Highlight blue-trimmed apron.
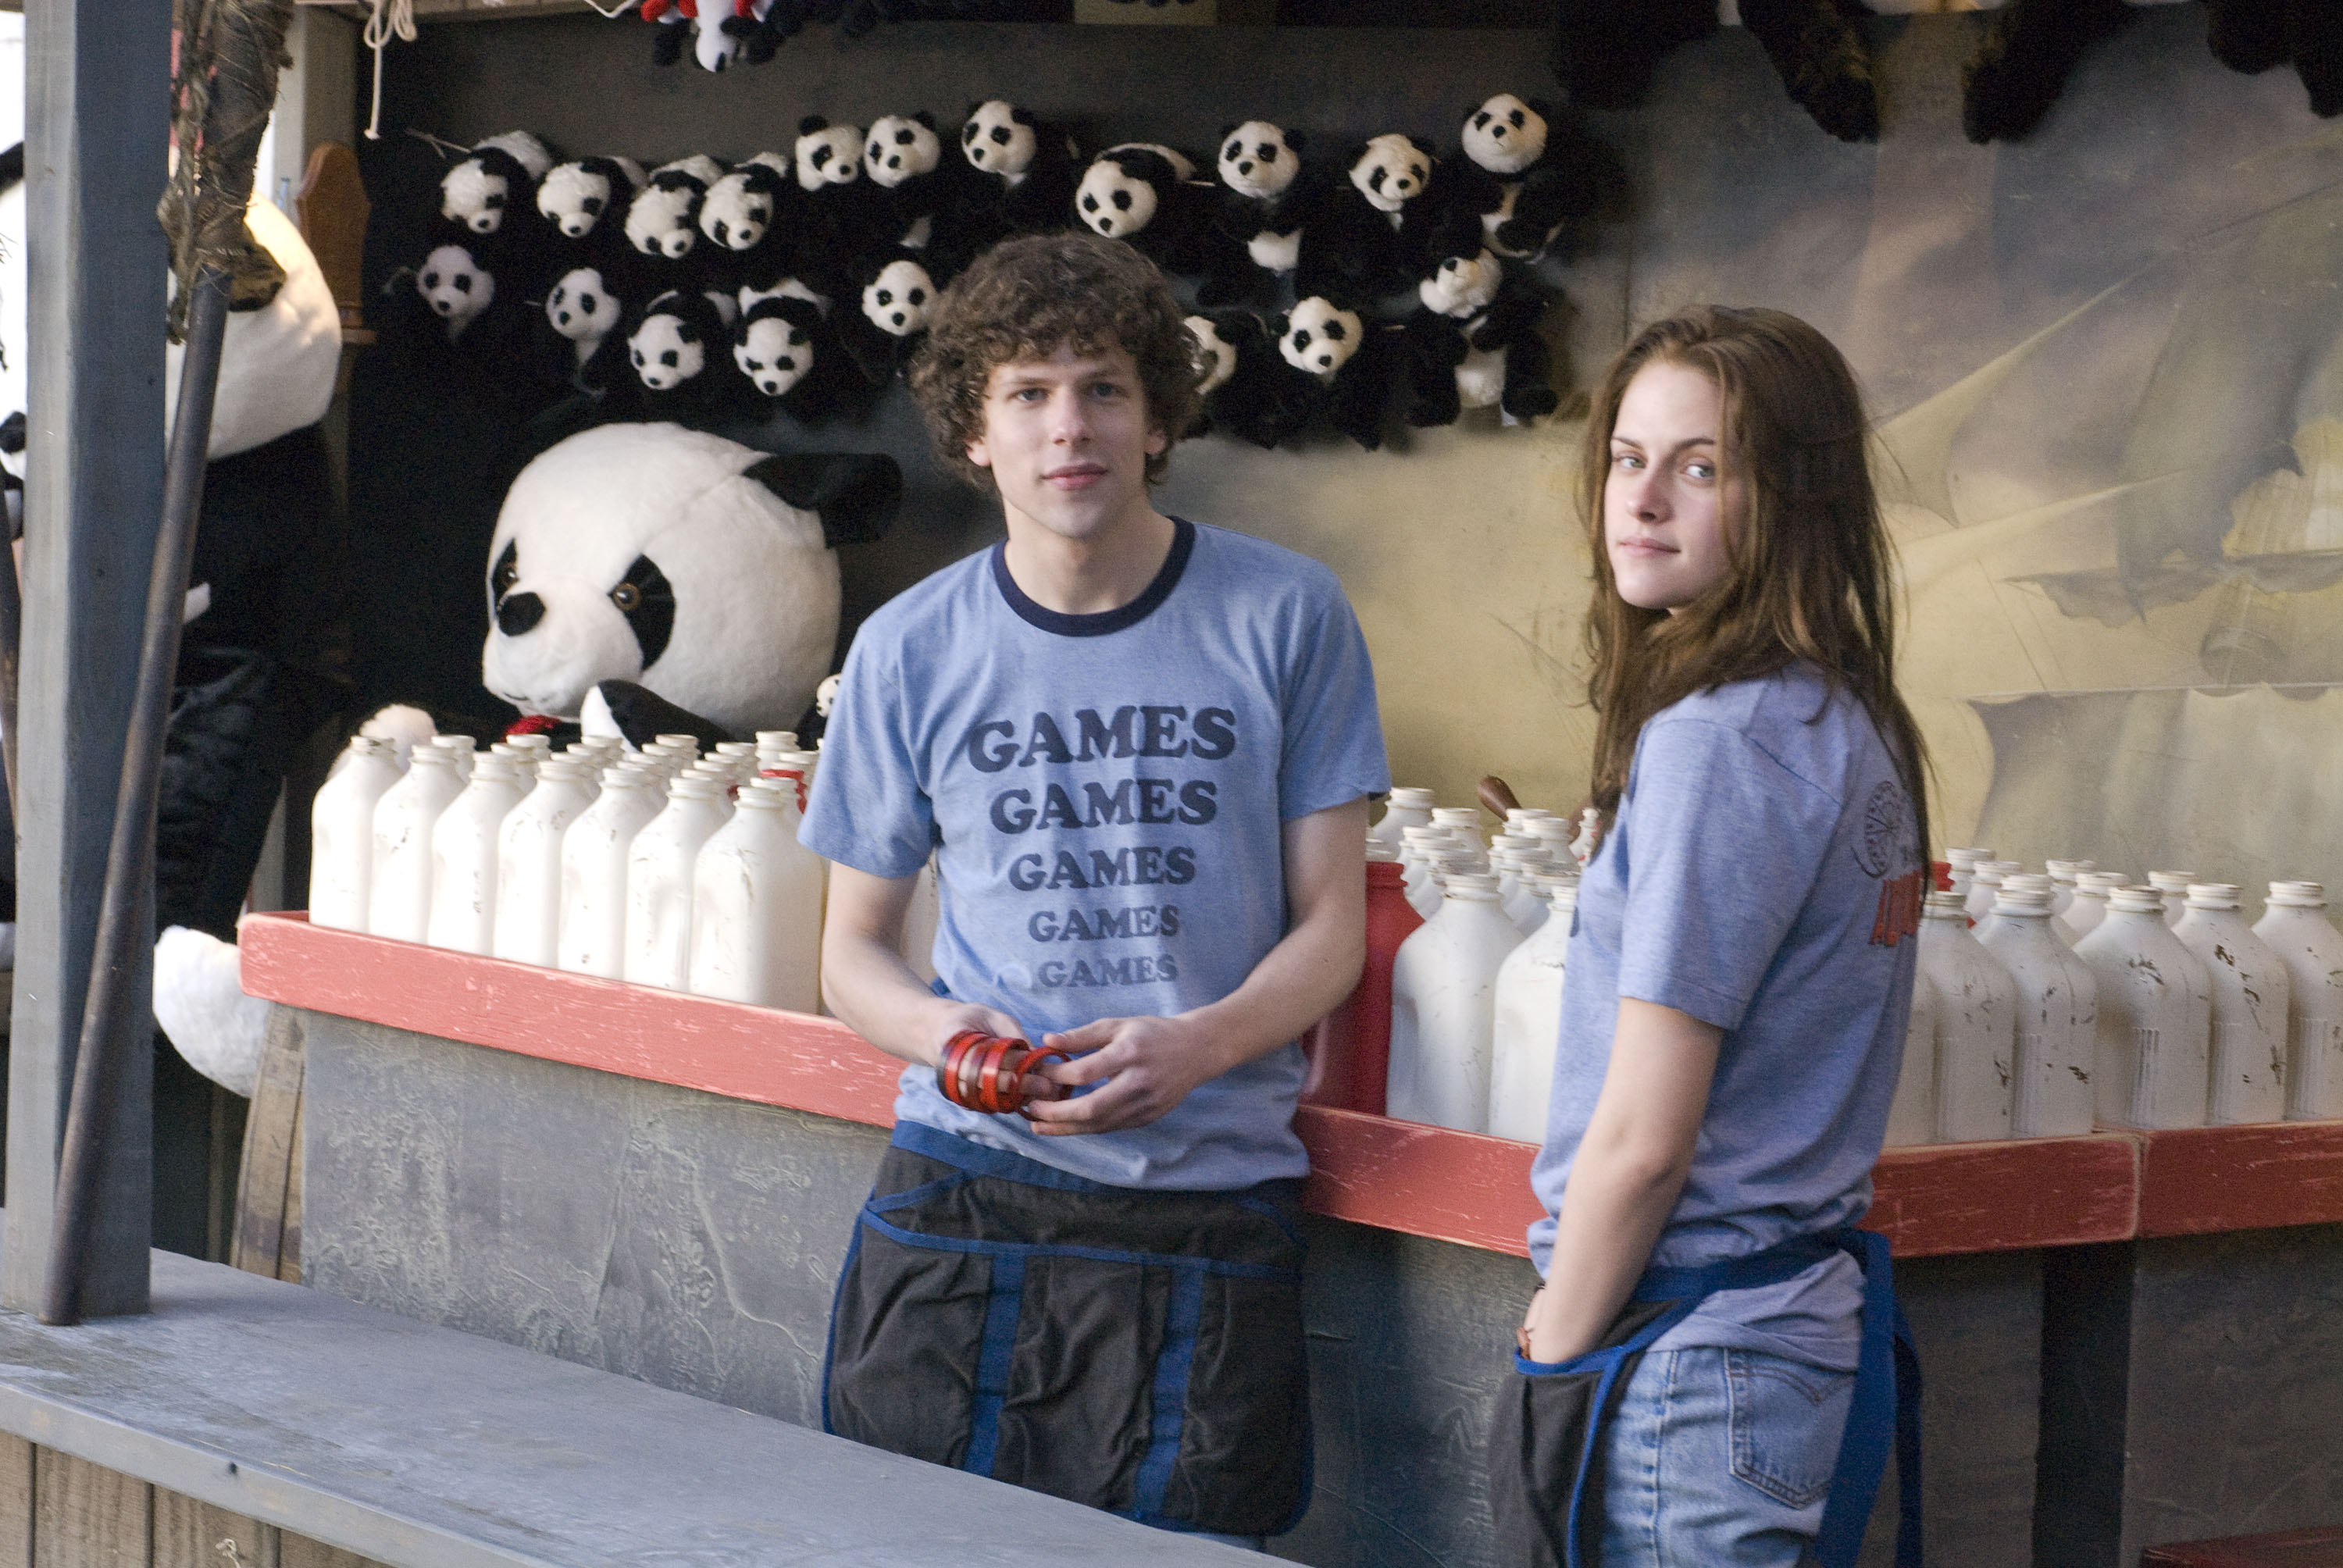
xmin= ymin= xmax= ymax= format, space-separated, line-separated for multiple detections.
xmin=1489 ymin=1228 xmax=1922 ymax=1568
xmin=822 ymin=1121 xmax=1312 ymax=1537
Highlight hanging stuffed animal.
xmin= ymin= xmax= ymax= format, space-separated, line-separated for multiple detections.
xmin=950 ymin=100 xmax=1082 ymax=261
xmin=2202 ymin=0 xmax=2343 ymax=116
xmin=794 ymin=117 xmax=891 ymax=291
xmin=1198 ymin=121 xmax=1319 ymax=308
xmin=537 ymin=155 xmax=646 ymax=271
xmin=587 ymin=288 xmax=744 ymax=423
xmin=1075 ymin=143 xmax=1216 ymax=276
xmin=540 ymin=259 xmax=641 ymax=392
xmin=840 ymin=250 xmax=941 ymax=387
xmin=1960 ymin=0 xmax=2130 ymax=142
xmin=863 ymin=112 xmax=962 ymax=255
xmin=439 ymin=131 xmax=555 ymax=239
xmin=697 ymin=153 xmax=801 ymax=294
xmin=733 ymin=294 xmax=854 ymax=421
xmin=1298 ymin=133 xmax=1439 ymax=303
xmin=624 ymin=155 xmax=726 ymax=288
xmin=482 ymin=422 xmax=901 ymax=741
xmin=1400 ymin=244 xmax=1560 ymax=429
xmin=1552 ymin=0 xmax=1875 ymax=142
xmin=1182 ymin=308 xmax=1282 ymax=444
xmin=639 ymin=0 xmax=747 ymax=70
xmin=1265 ymin=295 xmax=1389 ymax=452
xmin=1441 ymin=94 xmax=1623 ymax=264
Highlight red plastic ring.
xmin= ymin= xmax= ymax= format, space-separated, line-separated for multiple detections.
xmin=938 ymin=1030 xmax=990 ymax=1109
xmin=1015 ymin=1047 xmax=1074 ymax=1120
xmin=977 ymin=1037 xmax=1025 ymax=1114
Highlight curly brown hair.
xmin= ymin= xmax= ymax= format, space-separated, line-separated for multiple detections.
xmin=908 ymin=232 xmax=1200 ymax=490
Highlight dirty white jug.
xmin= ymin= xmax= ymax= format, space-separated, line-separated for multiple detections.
xmin=2074 ymin=885 xmax=2213 ymax=1129
xmin=2253 ymin=882 xmax=2343 ymax=1121
xmin=1977 ymin=885 xmax=2098 ymax=1137
xmin=1386 ymin=871 xmax=1522 ymax=1133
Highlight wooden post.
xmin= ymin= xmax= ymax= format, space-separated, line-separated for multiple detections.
xmin=2 ymin=0 xmax=173 ymax=1317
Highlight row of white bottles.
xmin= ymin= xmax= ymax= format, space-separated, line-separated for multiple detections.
xmin=309 ymin=729 xmax=826 ymax=1013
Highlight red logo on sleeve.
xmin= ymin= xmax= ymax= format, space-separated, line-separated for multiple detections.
xmin=1870 ymin=869 xmax=1924 ymax=947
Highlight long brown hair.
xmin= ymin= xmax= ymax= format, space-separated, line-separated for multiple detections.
xmin=1580 ymin=305 xmax=1930 ymax=859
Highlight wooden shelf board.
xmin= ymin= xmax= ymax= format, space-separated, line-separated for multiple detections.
xmin=238 ymin=913 xmax=2341 ymax=1263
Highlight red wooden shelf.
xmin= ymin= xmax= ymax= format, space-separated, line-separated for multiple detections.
xmin=235 ymin=913 xmax=2341 ymax=1263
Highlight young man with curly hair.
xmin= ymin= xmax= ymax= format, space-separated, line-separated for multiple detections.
xmin=802 ymin=231 xmax=1387 ymax=1544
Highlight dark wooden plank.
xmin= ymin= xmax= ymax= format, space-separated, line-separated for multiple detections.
xmin=2138 ymin=1121 xmax=2343 ymax=1237
xmin=292 ymin=144 xmax=368 ymax=330
xmin=2 ymin=0 xmax=173 ymax=1320
xmin=231 ymin=1009 xmax=305 ymax=1283
xmin=31 ymin=1449 xmax=148 ymax=1568
xmin=152 ymin=1489 xmax=269 ymax=1568
xmin=0 ymin=1435 xmax=32 ymax=1568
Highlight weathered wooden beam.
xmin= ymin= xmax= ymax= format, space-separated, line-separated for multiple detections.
xmin=2 ymin=0 xmax=174 ymax=1317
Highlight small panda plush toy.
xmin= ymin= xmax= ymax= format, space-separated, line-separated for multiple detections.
xmin=1266 ymin=295 xmax=1389 ymax=451
xmin=733 ymin=294 xmax=852 ymax=420
xmin=594 ymin=288 xmax=742 ymax=422
xmin=415 ymin=239 xmax=502 ymax=343
xmin=625 ymin=155 xmax=726 ymax=283
xmin=1182 ymin=309 xmax=1282 ymax=445
xmin=537 ymin=155 xmax=647 ymax=265
xmin=841 ymin=251 xmax=940 ymax=387
xmin=863 ymin=112 xmax=961 ymax=255
xmin=794 ymin=117 xmax=891 ymax=289
xmin=440 ymin=131 xmax=555 ymax=239
xmin=1299 ymin=132 xmax=1440 ymax=302
xmin=1200 ymin=121 xmax=1320 ymax=307
xmin=952 ymin=100 xmax=1082 ymax=255
xmin=540 ymin=261 xmax=638 ymax=390
xmin=1442 ymin=93 xmax=1624 ymax=263
xmin=482 ymin=421 xmax=900 ymax=740
xmin=1075 ymin=144 xmax=1214 ymax=276
xmin=697 ymin=153 xmax=800 ymax=294
xmin=1400 ymin=243 xmax=1560 ymax=429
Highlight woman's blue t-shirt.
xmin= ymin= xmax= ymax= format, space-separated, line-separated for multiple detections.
xmin=1528 ymin=665 xmax=1924 ymax=1370
xmin=801 ymin=519 xmax=1389 ymax=1191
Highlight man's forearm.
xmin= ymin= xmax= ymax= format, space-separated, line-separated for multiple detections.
xmin=1176 ymin=903 xmax=1364 ymax=1075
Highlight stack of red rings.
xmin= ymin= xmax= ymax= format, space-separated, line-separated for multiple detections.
xmin=936 ymin=1030 xmax=1073 ymax=1119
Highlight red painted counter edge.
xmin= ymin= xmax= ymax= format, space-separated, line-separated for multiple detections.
xmin=2137 ymin=1122 xmax=2343 ymax=1238
xmin=241 ymin=913 xmax=2149 ymax=1260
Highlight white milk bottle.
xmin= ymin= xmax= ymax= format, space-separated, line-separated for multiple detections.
xmin=689 ymin=781 xmax=825 ymax=1010
xmin=308 ymin=736 xmax=402 ymax=932
xmin=1569 ymin=807 xmax=1602 ymax=868
xmin=2254 ymin=882 xmax=2343 ymax=1121
xmin=1488 ymin=878 xmax=1576 ymax=1144
xmin=1917 ymin=889 xmax=2017 ymax=1142
xmin=1490 ymin=849 xmax=1548 ymax=935
xmin=1943 ymin=847 xmax=1993 ymax=905
xmin=2173 ymin=882 xmax=2291 ymax=1125
xmin=2074 ymin=885 xmax=2213 ymax=1129
xmin=1963 ymin=861 xmax=2021 ymax=925
xmin=2147 ymin=871 xmax=2196 ymax=928
xmin=368 ymin=744 xmax=466 ymax=943
xmin=1974 ymin=872 xmax=2052 ymax=943
xmin=427 ymin=755 xmax=530 ymax=953
xmin=1386 ymin=871 xmax=1522 ymax=1133
xmin=1884 ymin=961 xmax=1939 ymax=1147
xmin=2058 ymin=871 xmax=2126 ymax=946
xmin=558 ymin=767 xmax=666 ymax=978
xmin=493 ymin=757 xmax=600 ymax=967
xmin=1977 ymin=884 xmax=2099 ymax=1137
xmin=2043 ymin=859 xmax=2096 ymax=919
xmin=1371 ymin=787 xmax=1436 ymax=851
xmin=430 ymin=732 xmax=477 ymax=781
xmin=1399 ymin=825 xmax=1445 ymax=905
xmin=624 ymin=773 xmax=733 ymax=991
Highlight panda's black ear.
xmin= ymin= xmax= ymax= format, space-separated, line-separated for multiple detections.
xmin=1410 ymin=137 xmax=1437 ymax=159
xmin=1268 ymin=312 xmax=1290 ymax=337
xmin=596 ymin=680 xmax=737 ymax=750
xmin=800 ymin=115 xmax=829 ymax=134
xmin=1284 ymin=128 xmax=1306 ymax=154
xmin=1219 ymin=123 xmax=1239 ymax=139
xmin=914 ymin=110 xmax=936 ymax=130
xmin=743 ymin=453 xmax=902 ymax=547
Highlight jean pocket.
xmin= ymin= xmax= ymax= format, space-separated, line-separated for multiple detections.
xmin=1724 ymin=1349 xmax=1854 ymax=1509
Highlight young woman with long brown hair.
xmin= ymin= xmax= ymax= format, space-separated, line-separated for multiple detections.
xmin=1490 ymin=307 xmax=1926 ymax=1568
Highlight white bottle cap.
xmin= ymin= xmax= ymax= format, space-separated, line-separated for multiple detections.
xmin=1366 ymin=839 xmax=1401 ymax=864
xmin=1386 ymin=786 xmax=1435 ymax=810
xmin=1993 ymin=887 xmax=2056 ymax=915
xmin=2184 ymin=882 xmax=2242 ymax=909
xmin=654 ymin=732 xmax=700 ymax=750
xmin=504 ymin=733 xmax=553 ymax=754
xmin=1431 ymin=807 xmax=1482 ymax=829
xmin=1974 ymin=861 xmax=2022 ymax=884
xmin=2003 ymin=872 xmax=2055 ymax=893
xmin=1400 ymin=826 xmax=1446 ymax=846
xmin=2147 ymin=871 xmax=2197 ymax=894
xmin=2109 ymin=886 xmax=2168 ymax=914
xmin=1525 ymin=818 xmax=1573 ymax=842
xmin=601 ymin=764 xmax=652 ymax=789
xmin=736 ymin=784 xmax=786 ymax=810
xmin=430 ymin=734 xmax=477 ymax=754
xmin=1442 ymin=871 xmax=1501 ymax=899
xmin=669 ymin=774 xmax=725 ymax=799
xmin=714 ymin=741 xmax=758 ymax=757
xmin=2044 ymin=858 xmax=2095 ymax=883
xmin=2077 ymin=871 xmax=2128 ymax=890
xmin=1923 ymin=889 xmax=1967 ymax=915
xmin=409 ymin=744 xmax=456 ymax=769
xmin=754 ymin=730 xmax=799 ymax=750
xmin=2268 ymin=881 xmax=2329 ymax=908
xmin=1507 ymin=807 xmax=1556 ymax=822
xmin=1944 ymin=847 xmax=1993 ymax=870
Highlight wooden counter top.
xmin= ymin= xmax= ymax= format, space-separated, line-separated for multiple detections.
xmin=241 ymin=911 xmax=2341 ymax=1261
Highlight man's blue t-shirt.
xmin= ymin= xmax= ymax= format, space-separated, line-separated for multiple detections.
xmin=801 ymin=519 xmax=1390 ymax=1190
xmin=1528 ymin=665 xmax=1923 ymax=1370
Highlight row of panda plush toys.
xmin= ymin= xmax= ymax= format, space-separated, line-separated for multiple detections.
xmin=401 ymin=93 xmax=1624 ymax=451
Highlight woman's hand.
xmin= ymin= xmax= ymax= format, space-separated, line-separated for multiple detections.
xmin=1516 ymin=1287 xmax=1545 ymax=1359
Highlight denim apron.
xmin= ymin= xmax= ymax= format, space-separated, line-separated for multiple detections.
xmin=1489 ymin=1228 xmax=1922 ymax=1568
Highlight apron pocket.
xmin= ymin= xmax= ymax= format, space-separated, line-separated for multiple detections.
xmin=994 ymin=1251 xmax=1168 ymax=1510
xmin=1163 ymin=1267 xmax=1311 ymax=1536
xmin=825 ymin=1223 xmax=991 ymax=1468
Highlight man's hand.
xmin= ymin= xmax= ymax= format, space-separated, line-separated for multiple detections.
xmin=1021 ymin=1014 xmax=1235 ymax=1135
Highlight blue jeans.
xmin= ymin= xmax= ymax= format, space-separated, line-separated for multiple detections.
xmin=1596 ymin=1346 xmax=1856 ymax=1567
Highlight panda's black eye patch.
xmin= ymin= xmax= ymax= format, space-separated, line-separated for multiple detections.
xmin=423 ymin=272 xmax=440 ymax=288
xmin=551 ymin=286 xmax=567 ymax=305
xmin=876 ymin=289 xmax=893 ymax=305
xmin=908 ymin=287 xmax=925 ymax=305
xmin=745 ymin=358 xmax=762 ymax=371
xmin=1323 ymin=320 xmax=1346 ymax=340
xmin=1474 ymin=112 xmax=1490 ymax=129
xmin=658 ymin=350 xmax=679 ymax=367
xmin=1224 ymin=139 xmax=1242 ymax=161
xmin=895 ymin=130 xmax=915 ymax=144
xmin=1082 ymin=194 xmax=1098 ymax=212
xmin=490 ymin=540 xmax=520 ymax=599
xmin=454 ymin=275 xmax=473 ymax=293
xmin=632 ymin=349 xmax=645 ymax=366
xmin=963 ymin=123 xmax=979 ymax=143
xmin=1111 ymin=191 xmax=1132 ymax=211
xmin=1509 ymin=109 xmax=1525 ymax=127
xmin=612 ymin=554 xmax=676 ymax=668
xmin=1368 ymin=168 xmax=1386 ymax=191
xmin=583 ymin=195 xmax=604 ymax=214
xmin=811 ymin=147 xmax=832 ymax=168
xmin=990 ymin=127 xmax=1011 ymax=144
xmin=580 ymin=294 xmax=597 ymax=314
xmin=484 ymin=192 xmax=505 ymax=208
xmin=1257 ymin=143 xmax=1277 ymax=160
xmin=1293 ymin=330 xmax=1311 ymax=348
